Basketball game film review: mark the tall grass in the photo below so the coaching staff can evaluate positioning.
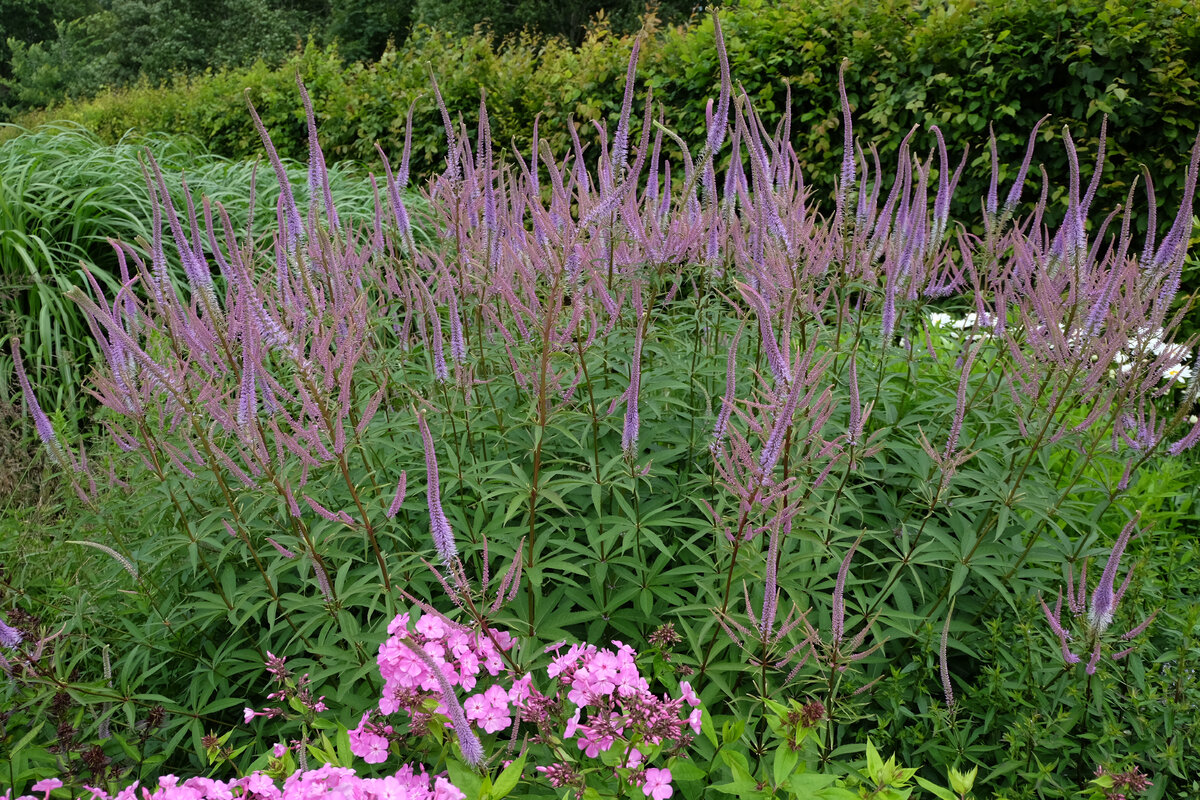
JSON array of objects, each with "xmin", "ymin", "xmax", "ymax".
[{"xmin": 0, "ymin": 123, "xmax": 425, "ymax": 412}]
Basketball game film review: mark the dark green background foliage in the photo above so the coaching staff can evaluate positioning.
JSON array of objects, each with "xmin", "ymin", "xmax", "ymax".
[
  {"xmin": 409, "ymin": 0, "xmax": 698, "ymax": 45},
  {"xmin": 0, "ymin": 0, "xmax": 702, "ymax": 115},
  {"xmin": 1, "ymin": 0, "xmax": 319, "ymax": 111},
  {"xmin": 13, "ymin": 0, "xmax": 1200, "ymax": 237}
]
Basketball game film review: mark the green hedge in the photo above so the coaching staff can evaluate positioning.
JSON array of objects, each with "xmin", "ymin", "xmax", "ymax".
[{"xmin": 15, "ymin": 0, "xmax": 1200, "ymax": 229}]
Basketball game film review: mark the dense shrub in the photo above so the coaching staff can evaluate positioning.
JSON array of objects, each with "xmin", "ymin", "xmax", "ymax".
[
  {"xmin": 0, "ymin": 0, "xmax": 317, "ymax": 116},
  {"xmin": 409, "ymin": 0, "xmax": 699, "ymax": 45},
  {"xmin": 16, "ymin": 0, "xmax": 1200, "ymax": 236},
  {"xmin": 0, "ymin": 0, "xmax": 702, "ymax": 118}
]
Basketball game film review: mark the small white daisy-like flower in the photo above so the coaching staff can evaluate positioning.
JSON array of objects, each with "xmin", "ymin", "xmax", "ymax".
[
  {"xmin": 950, "ymin": 312, "xmax": 978, "ymax": 330},
  {"xmin": 1162, "ymin": 364, "xmax": 1195, "ymax": 384}
]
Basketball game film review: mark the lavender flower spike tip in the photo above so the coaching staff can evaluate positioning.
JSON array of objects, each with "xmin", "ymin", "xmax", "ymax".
[
  {"xmin": 1089, "ymin": 515, "xmax": 1138, "ymax": 633},
  {"xmin": 0, "ymin": 615, "xmax": 22, "ymax": 649},
  {"xmin": 417, "ymin": 412, "xmax": 458, "ymax": 563},
  {"xmin": 831, "ymin": 536, "xmax": 862, "ymax": 646}
]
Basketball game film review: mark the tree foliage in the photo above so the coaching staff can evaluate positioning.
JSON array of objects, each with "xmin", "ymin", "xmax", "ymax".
[{"xmin": 0, "ymin": 0, "xmax": 703, "ymax": 118}]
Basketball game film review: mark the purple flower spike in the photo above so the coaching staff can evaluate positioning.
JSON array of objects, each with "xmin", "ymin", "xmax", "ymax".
[
  {"xmin": 428, "ymin": 69, "xmax": 460, "ymax": 182},
  {"xmin": 705, "ymin": 11, "xmax": 732, "ymax": 159},
  {"xmin": 1168, "ymin": 414, "xmax": 1200, "ymax": 456},
  {"xmin": 939, "ymin": 610, "xmax": 955, "ymax": 710},
  {"xmin": 986, "ymin": 124, "xmax": 1000, "ymax": 217},
  {"xmin": 1039, "ymin": 591, "xmax": 1079, "ymax": 663},
  {"xmin": 831, "ymin": 536, "xmax": 862, "ymax": 646},
  {"xmin": 881, "ymin": 281, "xmax": 897, "ymax": 341},
  {"xmin": 11, "ymin": 337, "xmax": 70, "ymax": 470},
  {"xmin": 245, "ymin": 92, "xmax": 303, "ymax": 250},
  {"xmin": 623, "ymin": 320, "xmax": 644, "ymax": 457},
  {"xmin": 386, "ymin": 472, "xmax": 408, "ymax": 519},
  {"xmin": 376, "ymin": 141, "xmax": 414, "ymax": 249},
  {"xmin": 929, "ymin": 125, "xmax": 951, "ymax": 244},
  {"xmin": 847, "ymin": 352, "xmax": 863, "ymax": 447},
  {"xmin": 1089, "ymin": 516, "xmax": 1138, "ymax": 633},
  {"xmin": 0, "ymin": 615, "xmax": 22, "ymax": 649},
  {"xmin": 418, "ymin": 412, "xmax": 457, "ymax": 563},
  {"xmin": 836, "ymin": 58, "xmax": 855, "ymax": 226},
  {"xmin": 611, "ymin": 37, "xmax": 641, "ymax": 176},
  {"xmin": 427, "ymin": 301, "xmax": 449, "ymax": 384},
  {"xmin": 736, "ymin": 281, "xmax": 789, "ymax": 386},
  {"xmin": 448, "ymin": 286, "xmax": 467, "ymax": 365},
  {"xmin": 298, "ymin": 75, "xmax": 339, "ymax": 231},
  {"xmin": 1044, "ymin": 514, "xmax": 1155, "ymax": 671},
  {"xmin": 236, "ymin": 344, "xmax": 257, "ymax": 433},
  {"xmin": 758, "ymin": 360, "xmax": 805, "ymax": 475},
  {"xmin": 760, "ymin": 523, "xmax": 781, "ymax": 639},
  {"xmin": 1151, "ymin": 128, "xmax": 1200, "ymax": 275},
  {"xmin": 1004, "ymin": 115, "xmax": 1049, "ymax": 213},
  {"xmin": 711, "ymin": 324, "xmax": 743, "ymax": 452},
  {"xmin": 399, "ymin": 636, "xmax": 483, "ymax": 766}
]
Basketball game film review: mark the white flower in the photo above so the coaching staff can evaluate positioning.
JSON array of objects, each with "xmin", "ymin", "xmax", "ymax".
[
  {"xmin": 950, "ymin": 312, "xmax": 978, "ymax": 330},
  {"xmin": 1162, "ymin": 364, "xmax": 1195, "ymax": 384},
  {"xmin": 928, "ymin": 312, "xmax": 954, "ymax": 328}
]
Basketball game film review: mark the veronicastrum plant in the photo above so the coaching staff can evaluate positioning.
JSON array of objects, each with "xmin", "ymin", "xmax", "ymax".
[
  {"xmin": 5, "ymin": 12, "xmax": 1200, "ymax": 799},
  {"xmin": 0, "ymin": 123, "xmax": 416, "ymax": 414}
]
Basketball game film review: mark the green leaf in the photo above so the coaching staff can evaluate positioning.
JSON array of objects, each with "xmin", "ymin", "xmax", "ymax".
[
  {"xmin": 669, "ymin": 759, "xmax": 707, "ymax": 782},
  {"xmin": 711, "ymin": 780, "xmax": 768, "ymax": 798},
  {"xmin": 773, "ymin": 742, "xmax": 800, "ymax": 787},
  {"xmin": 915, "ymin": 777, "xmax": 957, "ymax": 800},
  {"xmin": 866, "ymin": 739, "xmax": 884, "ymax": 783},
  {"xmin": 722, "ymin": 718, "xmax": 746, "ymax": 746},
  {"xmin": 446, "ymin": 758, "xmax": 483, "ymax": 800},
  {"xmin": 491, "ymin": 754, "xmax": 526, "ymax": 800},
  {"xmin": 701, "ymin": 708, "xmax": 718, "ymax": 747}
]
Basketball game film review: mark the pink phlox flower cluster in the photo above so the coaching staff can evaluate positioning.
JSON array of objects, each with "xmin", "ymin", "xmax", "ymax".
[
  {"xmin": 244, "ymin": 706, "xmax": 284, "ymax": 724},
  {"xmin": 365, "ymin": 612, "xmax": 514, "ymax": 752},
  {"xmin": 357, "ymin": 616, "xmax": 698, "ymax": 796},
  {"xmin": 49, "ymin": 763, "xmax": 463, "ymax": 800},
  {"xmin": 534, "ymin": 762, "xmax": 582, "ymax": 791},
  {"xmin": 680, "ymin": 681, "xmax": 703, "ymax": 735},
  {"xmin": 265, "ymin": 651, "xmax": 290, "ymax": 681},
  {"xmin": 11, "ymin": 779, "xmax": 63, "ymax": 800},
  {"xmin": 508, "ymin": 672, "xmax": 555, "ymax": 725},
  {"xmin": 243, "ymin": 652, "xmax": 326, "ymax": 726},
  {"xmin": 348, "ymin": 713, "xmax": 394, "ymax": 764},
  {"xmin": 548, "ymin": 642, "xmax": 699, "ymax": 777},
  {"xmin": 463, "ymin": 684, "xmax": 512, "ymax": 733},
  {"xmin": 555, "ymin": 641, "xmax": 647, "ymax": 705}
]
